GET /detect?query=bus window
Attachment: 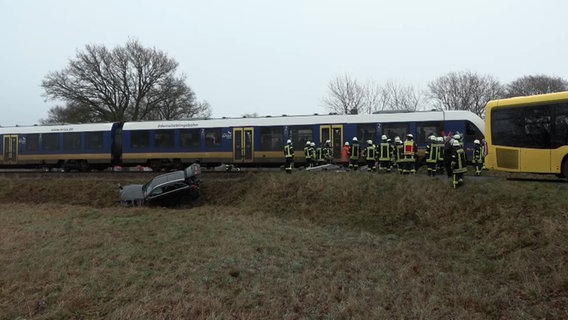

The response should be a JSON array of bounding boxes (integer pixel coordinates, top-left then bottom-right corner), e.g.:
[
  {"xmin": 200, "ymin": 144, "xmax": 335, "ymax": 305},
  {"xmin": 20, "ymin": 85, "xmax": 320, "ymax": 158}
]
[{"xmin": 552, "ymin": 103, "xmax": 568, "ymax": 148}]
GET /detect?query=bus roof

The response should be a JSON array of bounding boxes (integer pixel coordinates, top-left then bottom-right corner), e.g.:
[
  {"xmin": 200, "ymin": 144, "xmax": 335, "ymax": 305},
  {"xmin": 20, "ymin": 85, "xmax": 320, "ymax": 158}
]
[{"xmin": 486, "ymin": 91, "xmax": 568, "ymax": 108}]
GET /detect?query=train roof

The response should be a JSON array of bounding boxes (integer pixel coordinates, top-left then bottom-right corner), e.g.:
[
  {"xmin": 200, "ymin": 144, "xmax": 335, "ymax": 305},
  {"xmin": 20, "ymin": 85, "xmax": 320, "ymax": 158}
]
[
  {"xmin": 0, "ymin": 122, "xmax": 116, "ymax": 134},
  {"xmin": 122, "ymin": 110, "xmax": 484, "ymax": 133}
]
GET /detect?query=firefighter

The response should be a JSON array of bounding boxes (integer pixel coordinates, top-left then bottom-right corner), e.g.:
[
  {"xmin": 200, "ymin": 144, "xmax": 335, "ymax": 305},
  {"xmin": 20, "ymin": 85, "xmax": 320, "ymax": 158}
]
[
  {"xmin": 451, "ymin": 139, "xmax": 467, "ymax": 188},
  {"xmin": 341, "ymin": 142, "xmax": 350, "ymax": 168},
  {"xmin": 402, "ymin": 134, "xmax": 417, "ymax": 174},
  {"xmin": 322, "ymin": 139, "xmax": 333, "ymax": 164},
  {"xmin": 304, "ymin": 141, "xmax": 312, "ymax": 168},
  {"xmin": 435, "ymin": 136, "xmax": 445, "ymax": 175},
  {"xmin": 377, "ymin": 135, "xmax": 391, "ymax": 173},
  {"xmin": 444, "ymin": 136, "xmax": 454, "ymax": 178},
  {"xmin": 315, "ymin": 141, "xmax": 325, "ymax": 166},
  {"xmin": 349, "ymin": 137, "xmax": 360, "ymax": 171},
  {"xmin": 284, "ymin": 139, "xmax": 294, "ymax": 173},
  {"xmin": 472, "ymin": 139, "xmax": 483, "ymax": 176},
  {"xmin": 393, "ymin": 136, "xmax": 404, "ymax": 174},
  {"xmin": 424, "ymin": 135, "xmax": 438, "ymax": 176},
  {"xmin": 364, "ymin": 140, "xmax": 376, "ymax": 172},
  {"xmin": 309, "ymin": 142, "xmax": 317, "ymax": 167}
]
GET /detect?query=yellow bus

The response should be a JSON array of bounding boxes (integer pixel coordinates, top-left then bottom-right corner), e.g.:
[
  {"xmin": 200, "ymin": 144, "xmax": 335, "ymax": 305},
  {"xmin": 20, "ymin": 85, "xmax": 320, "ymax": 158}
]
[{"xmin": 484, "ymin": 91, "xmax": 568, "ymax": 177}]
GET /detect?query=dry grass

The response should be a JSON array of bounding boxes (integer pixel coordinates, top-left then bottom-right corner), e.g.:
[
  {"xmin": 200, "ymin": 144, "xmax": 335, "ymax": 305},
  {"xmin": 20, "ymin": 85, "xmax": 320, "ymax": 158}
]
[{"xmin": 0, "ymin": 170, "xmax": 567, "ymax": 319}]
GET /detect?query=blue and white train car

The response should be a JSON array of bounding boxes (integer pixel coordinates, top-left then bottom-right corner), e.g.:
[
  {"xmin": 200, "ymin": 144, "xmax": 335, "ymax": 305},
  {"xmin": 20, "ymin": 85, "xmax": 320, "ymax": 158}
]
[
  {"xmin": 119, "ymin": 110, "xmax": 484, "ymax": 168},
  {"xmin": 0, "ymin": 123, "xmax": 122, "ymax": 170}
]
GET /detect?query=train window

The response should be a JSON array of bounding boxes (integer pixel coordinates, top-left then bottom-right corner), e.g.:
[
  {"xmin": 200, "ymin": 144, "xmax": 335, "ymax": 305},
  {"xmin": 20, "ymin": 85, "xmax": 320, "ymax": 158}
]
[
  {"xmin": 180, "ymin": 129, "xmax": 200, "ymax": 148},
  {"xmin": 85, "ymin": 132, "xmax": 104, "ymax": 149},
  {"xmin": 464, "ymin": 121, "xmax": 484, "ymax": 144},
  {"xmin": 260, "ymin": 127, "xmax": 283, "ymax": 151},
  {"xmin": 131, "ymin": 131, "xmax": 150, "ymax": 149},
  {"xmin": 381, "ymin": 123, "xmax": 408, "ymax": 140},
  {"xmin": 63, "ymin": 132, "xmax": 82, "ymax": 150},
  {"xmin": 42, "ymin": 133, "xmax": 59, "ymax": 150},
  {"xmin": 25, "ymin": 134, "xmax": 39, "ymax": 151},
  {"xmin": 289, "ymin": 126, "xmax": 313, "ymax": 149},
  {"xmin": 205, "ymin": 129, "xmax": 221, "ymax": 147},
  {"xmin": 154, "ymin": 130, "xmax": 175, "ymax": 148},
  {"xmin": 416, "ymin": 121, "xmax": 443, "ymax": 143},
  {"xmin": 357, "ymin": 124, "xmax": 376, "ymax": 143}
]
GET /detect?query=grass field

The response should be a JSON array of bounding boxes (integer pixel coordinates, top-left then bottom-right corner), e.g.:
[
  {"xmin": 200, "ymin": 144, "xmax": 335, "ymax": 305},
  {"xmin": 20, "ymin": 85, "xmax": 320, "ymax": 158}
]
[{"xmin": 1, "ymin": 171, "xmax": 567, "ymax": 319}]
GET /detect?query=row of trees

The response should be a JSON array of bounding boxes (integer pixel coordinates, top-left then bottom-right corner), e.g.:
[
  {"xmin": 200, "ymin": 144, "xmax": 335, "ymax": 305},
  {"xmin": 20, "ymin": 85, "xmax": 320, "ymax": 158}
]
[
  {"xmin": 323, "ymin": 73, "xmax": 568, "ymax": 117},
  {"xmin": 41, "ymin": 39, "xmax": 567, "ymax": 123}
]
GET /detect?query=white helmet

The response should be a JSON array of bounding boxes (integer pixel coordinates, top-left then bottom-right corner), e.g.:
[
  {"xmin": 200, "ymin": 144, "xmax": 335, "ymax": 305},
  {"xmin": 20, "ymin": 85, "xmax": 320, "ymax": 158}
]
[
  {"xmin": 452, "ymin": 139, "xmax": 461, "ymax": 147},
  {"xmin": 286, "ymin": 139, "xmax": 292, "ymax": 144},
  {"xmin": 311, "ymin": 142, "xmax": 315, "ymax": 147},
  {"xmin": 306, "ymin": 140, "xmax": 311, "ymax": 145},
  {"xmin": 326, "ymin": 139, "xmax": 331, "ymax": 144},
  {"xmin": 352, "ymin": 137, "xmax": 358, "ymax": 142},
  {"xmin": 453, "ymin": 134, "xmax": 461, "ymax": 141},
  {"xmin": 474, "ymin": 139, "xmax": 480, "ymax": 144},
  {"xmin": 367, "ymin": 140, "xmax": 373, "ymax": 144},
  {"xmin": 430, "ymin": 135, "xmax": 437, "ymax": 141},
  {"xmin": 394, "ymin": 137, "xmax": 402, "ymax": 143},
  {"xmin": 436, "ymin": 137, "xmax": 443, "ymax": 143},
  {"xmin": 407, "ymin": 134, "xmax": 413, "ymax": 139},
  {"xmin": 345, "ymin": 141, "xmax": 350, "ymax": 146},
  {"xmin": 381, "ymin": 135, "xmax": 387, "ymax": 140}
]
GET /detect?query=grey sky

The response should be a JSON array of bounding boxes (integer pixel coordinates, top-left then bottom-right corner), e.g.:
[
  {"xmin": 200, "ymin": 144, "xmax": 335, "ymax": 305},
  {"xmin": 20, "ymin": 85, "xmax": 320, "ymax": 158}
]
[{"xmin": 1, "ymin": 0, "xmax": 567, "ymax": 125}]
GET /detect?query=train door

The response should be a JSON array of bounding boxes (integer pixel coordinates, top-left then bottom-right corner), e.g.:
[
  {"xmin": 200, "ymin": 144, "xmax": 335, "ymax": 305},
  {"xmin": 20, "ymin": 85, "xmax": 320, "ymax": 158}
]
[
  {"xmin": 3, "ymin": 135, "xmax": 18, "ymax": 163},
  {"xmin": 233, "ymin": 127, "xmax": 254, "ymax": 163},
  {"xmin": 320, "ymin": 125, "xmax": 343, "ymax": 160}
]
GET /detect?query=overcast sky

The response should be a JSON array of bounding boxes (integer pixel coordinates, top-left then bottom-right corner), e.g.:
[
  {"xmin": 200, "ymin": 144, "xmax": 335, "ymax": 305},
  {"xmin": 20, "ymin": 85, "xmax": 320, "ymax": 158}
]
[{"xmin": 1, "ymin": 0, "xmax": 567, "ymax": 125}]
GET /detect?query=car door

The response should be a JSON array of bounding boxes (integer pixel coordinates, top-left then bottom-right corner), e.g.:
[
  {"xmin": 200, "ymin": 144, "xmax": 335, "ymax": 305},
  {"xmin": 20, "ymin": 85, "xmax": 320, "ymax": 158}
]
[{"xmin": 146, "ymin": 182, "xmax": 190, "ymax": 207}]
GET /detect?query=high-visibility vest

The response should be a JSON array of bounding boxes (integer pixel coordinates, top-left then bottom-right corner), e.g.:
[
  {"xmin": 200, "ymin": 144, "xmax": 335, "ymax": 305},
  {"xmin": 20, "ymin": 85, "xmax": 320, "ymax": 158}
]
[
  {"xmin": 435, "ymin": 143, "xmax": 444, "ymax": 161},
  {"xmin": 453, "ymin": 148, "xmax": 467, "ymax": 173},
  {"xmin": 473, "ymin": 146, "xmax": 483, "ymax": 163},
  {"xmin": 316, "ymin": 147, "xmax": 323, "ymax": 161},
  {"xmin": 350, "ymin": 143, "xmax": 360, "ymax": 160},
  {"xmin": 378, "ymin": 143, "xmax": 390, "ymax": 161},
  {"xmin": 395, "ymin": 144, "xmax": 403, "ymax": 162},
  {"xmin": 403, "ymin": 140, "xmax": 415, "ymax": 156},
  {"xmin": 366, "ymin": 145, "xmax": 376, "ymax": 160},
  {"xmin": 426, "ymin": 143, "xmax": 437, "ymax": 163},
  {"xmin": 284, "ymin": 145, "xmax": 293, "ymax": 158},
  {"xmin": 304, "ymin": 146, "xmax": 311, "ymax": 159}
]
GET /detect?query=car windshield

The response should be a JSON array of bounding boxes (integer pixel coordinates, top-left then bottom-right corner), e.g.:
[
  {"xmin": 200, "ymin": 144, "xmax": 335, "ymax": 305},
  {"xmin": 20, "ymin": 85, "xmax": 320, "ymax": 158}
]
[{"xmin": 142, "ymin": 171, "xmax": 185, "ymax": 193}]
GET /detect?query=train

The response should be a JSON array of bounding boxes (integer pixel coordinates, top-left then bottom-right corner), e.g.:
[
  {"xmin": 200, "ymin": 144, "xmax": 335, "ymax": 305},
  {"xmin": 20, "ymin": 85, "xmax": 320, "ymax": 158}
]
[{"xmin": 0, "ymin": 110, "xmax": 484, "ymax": 171}]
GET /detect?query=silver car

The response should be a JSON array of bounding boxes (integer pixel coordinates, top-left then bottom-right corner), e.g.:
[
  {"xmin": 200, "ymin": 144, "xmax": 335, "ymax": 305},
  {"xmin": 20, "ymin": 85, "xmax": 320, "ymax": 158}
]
[{"xmin": 119, "ymin": 163, "xmax": 201, "ymax": 207}]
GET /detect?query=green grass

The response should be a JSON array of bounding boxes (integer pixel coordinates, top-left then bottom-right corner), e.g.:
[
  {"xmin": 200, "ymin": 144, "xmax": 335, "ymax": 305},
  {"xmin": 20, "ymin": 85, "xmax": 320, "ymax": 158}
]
[{"xmin": 0, "ymin": 171, "xmax": 567, "ymax": 319}]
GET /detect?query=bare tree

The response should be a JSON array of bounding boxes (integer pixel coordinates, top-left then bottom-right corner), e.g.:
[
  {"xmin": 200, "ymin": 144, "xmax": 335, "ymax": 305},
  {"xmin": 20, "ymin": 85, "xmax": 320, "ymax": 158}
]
[
  {"xmin": 377, "ymin": 81, "xmax": 424, "ymax": 112},
  {"xmin": 322, "ymin": 75, "xmax": 366, "ymax": 114},
  {"xmin": 41, "ymin": 39, "xmax": 206, "ymax": 123},
  {"xmin": 506, "ymin": 74, "xmax": 568, "ymax": 97},
  {"xmin": 428, "ymin": 71, "xmax": 504, "ymax": 117}
]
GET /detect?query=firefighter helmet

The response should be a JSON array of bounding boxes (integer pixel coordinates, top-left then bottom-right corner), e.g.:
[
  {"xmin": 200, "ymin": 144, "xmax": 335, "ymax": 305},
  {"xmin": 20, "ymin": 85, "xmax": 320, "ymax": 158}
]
[
  {"xmin": 286, "ymin": 139, "xmax": 292, "ymax": 144},
  {"xmin": 407, "ymin": 134, "xmax": 413, "ymax": 140},
  {"xmin": 345, "ymin": 142, "xmax": 350, "ymax": 146},
  {"xmin": 306, "ymin": 141, "xmax": 311, "ymax": 145},
  {"xmin": 381, "ymin": 135, "xmax": 387, "ymax": 141},
  {"xmin": 452, "ymin": 139, "xmax": 460, "ymax": 147},
  {"xmin": 474, "ymin": 139, "xmax": 480, "ymax": 144},
  {"xmin": 311, "ymin": 142, "xmax": 315, "ymax": 147},
  {"xmin": 352, "ymin": 137, "xmax": 358, "ymax": 142},
  {"xmin": 367, "ymin": 140, "xmax": 373, "ymax": 145},
  {"xmin": 453, "ymin": 134, "xmax": 461, "ymax": 141}
]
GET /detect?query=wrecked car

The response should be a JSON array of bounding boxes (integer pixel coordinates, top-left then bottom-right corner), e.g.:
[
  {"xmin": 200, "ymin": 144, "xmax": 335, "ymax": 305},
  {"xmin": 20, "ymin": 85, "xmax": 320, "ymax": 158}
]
[{"xmin": 119, "ymin": 163, "xmax": 201, "ymax": 207}]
